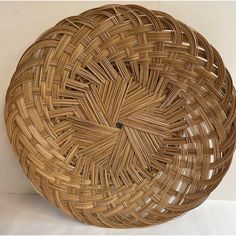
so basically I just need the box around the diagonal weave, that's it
[4,4,236,228]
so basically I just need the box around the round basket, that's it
[5,4,236,228]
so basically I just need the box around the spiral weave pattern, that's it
[5,4,236,227]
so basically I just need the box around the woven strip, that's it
[5,4,236,228]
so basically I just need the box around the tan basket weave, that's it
[4,4,236,228]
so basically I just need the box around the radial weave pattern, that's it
[5,4,236,228]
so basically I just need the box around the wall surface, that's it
[0,1,236,200]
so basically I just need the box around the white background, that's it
[0,1,236,234]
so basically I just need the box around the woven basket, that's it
[5,4,236,228]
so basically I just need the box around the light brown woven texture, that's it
[4,4,236,228]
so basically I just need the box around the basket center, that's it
[115,122,123,129]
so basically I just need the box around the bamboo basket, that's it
[4,4,236,228]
